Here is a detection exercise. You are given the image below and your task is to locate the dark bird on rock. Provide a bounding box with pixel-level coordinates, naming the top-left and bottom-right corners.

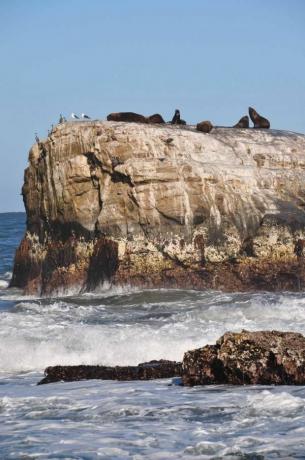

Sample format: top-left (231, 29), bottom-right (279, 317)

top-left (35, 133), bottom-right (40, 143)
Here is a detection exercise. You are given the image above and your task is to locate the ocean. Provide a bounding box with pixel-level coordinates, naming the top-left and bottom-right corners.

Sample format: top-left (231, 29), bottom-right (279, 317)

top-left (1, 212), bottom-right (305, 459)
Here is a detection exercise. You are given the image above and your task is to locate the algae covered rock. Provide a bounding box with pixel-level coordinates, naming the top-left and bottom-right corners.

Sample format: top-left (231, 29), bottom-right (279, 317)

top-left (38, 360), bottom-right (182, 385)
top-left (182, 330), bottom-right (305, 385)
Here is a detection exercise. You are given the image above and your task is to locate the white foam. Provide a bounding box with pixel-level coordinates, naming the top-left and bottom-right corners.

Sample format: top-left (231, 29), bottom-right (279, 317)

top-left (0, 282), bottom-right (141, 302)
top-left (246, 390), bottom-right (305, 417)
top-left (0, 280), bottom-right (9, 289)
top-left (1, 289), bottom-right (305, 458)
top-left (0, 319), bottom-right (200, 373)
top-left (0, 290), bottom-right (39, 301)
top-left (41, 284), bottom-right (83, 298)
top-left (184, 441), bottom-right (226, 455)
top-left (82, 283), bottom-right (142, 298)
top-left (1, 291), bottom-right (305, 374)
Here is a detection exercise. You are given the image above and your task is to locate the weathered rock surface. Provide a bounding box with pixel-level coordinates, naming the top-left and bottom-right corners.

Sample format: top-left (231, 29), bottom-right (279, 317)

top-left (183, 330), bottom-right (305, 385)
top-left (11, 120), bottom-right (305, 295)
top-left (38, 360), bottom-right (182, 385)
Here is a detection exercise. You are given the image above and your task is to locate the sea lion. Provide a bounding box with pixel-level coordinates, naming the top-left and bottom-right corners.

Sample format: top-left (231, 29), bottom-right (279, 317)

top-left (248, 107), bottom-right (270, 129)
top-left (147, 113), bottom-right (165, 124)
top-left (171, 109), bottom-right (186, 125)
top-left (171, 109), bottom-right (180, 124)
top-left (107, 112), bottom-right (148, 123)
top-left (196, 120), bottom-right (213, 133)
top-left (233, 115), bottom-right (249, 128)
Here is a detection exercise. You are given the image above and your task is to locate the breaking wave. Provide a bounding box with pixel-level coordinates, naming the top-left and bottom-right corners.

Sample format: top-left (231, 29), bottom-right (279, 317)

top-left (1, 290), bottom-right (305, 374)
top-left (2, 213), bottom-right (305, 458)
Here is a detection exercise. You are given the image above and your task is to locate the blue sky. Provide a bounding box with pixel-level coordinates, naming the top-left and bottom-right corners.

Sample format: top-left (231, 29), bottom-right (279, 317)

top-left (0, 0), bottom-right (304, 211)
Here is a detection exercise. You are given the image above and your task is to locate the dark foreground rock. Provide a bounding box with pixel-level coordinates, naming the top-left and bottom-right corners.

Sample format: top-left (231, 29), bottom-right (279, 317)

top-left (38, 360), bottom-right (182, 385)
top-left (183, 330), bottom-right (305, 385)
top-left (38, 331), bottom-right (305, 386)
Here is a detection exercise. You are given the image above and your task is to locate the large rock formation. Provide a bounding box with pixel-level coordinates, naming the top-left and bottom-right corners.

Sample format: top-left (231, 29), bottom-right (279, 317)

top-left (183, 330), bottom-right (305, 385)
top-left (11, 120), bottom-right (305, 295)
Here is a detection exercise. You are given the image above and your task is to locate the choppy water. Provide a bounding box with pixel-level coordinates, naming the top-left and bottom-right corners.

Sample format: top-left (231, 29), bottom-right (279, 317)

top-left (1, 213), bottom-right (305, 458)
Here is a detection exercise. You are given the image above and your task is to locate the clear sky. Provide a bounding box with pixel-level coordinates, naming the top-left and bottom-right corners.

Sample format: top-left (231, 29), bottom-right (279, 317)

top-left (0, 0), bottom-right (304, 212)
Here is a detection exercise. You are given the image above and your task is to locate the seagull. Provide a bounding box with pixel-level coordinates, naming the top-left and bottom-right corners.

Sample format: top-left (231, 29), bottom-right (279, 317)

top-left (81, 113), bottom-right (91, 119)
top-left (71, 113), bottom-right (80, 119)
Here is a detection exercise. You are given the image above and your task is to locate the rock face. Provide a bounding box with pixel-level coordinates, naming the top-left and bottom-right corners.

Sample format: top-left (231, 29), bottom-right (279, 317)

top-left (38, 360), bottom-right (182, 385)
top-left (11, 120), bottom-right (305, 295)
top-left (182, 330), bottom-right (305, 385)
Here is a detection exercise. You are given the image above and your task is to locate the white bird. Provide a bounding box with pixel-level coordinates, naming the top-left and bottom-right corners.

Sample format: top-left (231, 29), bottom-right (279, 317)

top-left (71, 113), bottom-right (80, 119)
top-left (81, 113), bottom-right (91, 119)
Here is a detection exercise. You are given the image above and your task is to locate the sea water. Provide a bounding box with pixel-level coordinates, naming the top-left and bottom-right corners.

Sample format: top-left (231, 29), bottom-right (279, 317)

top-left (1, 213), bottom-right (305, 459)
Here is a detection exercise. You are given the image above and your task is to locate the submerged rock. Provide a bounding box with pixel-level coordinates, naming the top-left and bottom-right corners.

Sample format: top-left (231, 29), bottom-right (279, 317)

top-left (11, 120), bottom-right (305, 295)
top-left (183, 330), bottom-right (305, 385)
top-left (38, 360), bottom-right (182, 385)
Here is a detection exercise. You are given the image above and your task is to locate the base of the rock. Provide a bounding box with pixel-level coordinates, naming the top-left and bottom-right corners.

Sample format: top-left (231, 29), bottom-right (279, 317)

top-left (10, 230), bottom-right (305, 295)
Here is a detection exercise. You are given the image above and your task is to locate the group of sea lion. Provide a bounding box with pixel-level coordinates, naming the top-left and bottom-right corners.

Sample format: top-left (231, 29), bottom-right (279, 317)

top-left (196, 107), bottom-right (271, 133)
top-left (196, 107), bottom-right (270, 133)
top-left (232, 107), bottom-right (270, 129)
top-left (106, 107), bottom-right (271, 133)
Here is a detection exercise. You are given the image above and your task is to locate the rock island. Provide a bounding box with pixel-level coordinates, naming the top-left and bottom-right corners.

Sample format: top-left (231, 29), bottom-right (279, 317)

top-left (11, 121), bottom-right (305, 295)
